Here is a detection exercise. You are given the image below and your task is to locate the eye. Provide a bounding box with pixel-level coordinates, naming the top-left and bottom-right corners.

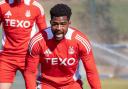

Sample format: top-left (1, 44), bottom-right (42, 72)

top-left (51, 22), bottom-right (58, 26)
top-left (51, 21), bottom-right (68, 26)
top-left (60, 22), bottom-right (67, 25)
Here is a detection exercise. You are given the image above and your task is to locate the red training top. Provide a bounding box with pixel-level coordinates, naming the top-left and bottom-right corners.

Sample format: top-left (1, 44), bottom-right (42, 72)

top-left (25, 27), bottom-right (101, 89)
top-left (0, 0), bottom-right (47, 57)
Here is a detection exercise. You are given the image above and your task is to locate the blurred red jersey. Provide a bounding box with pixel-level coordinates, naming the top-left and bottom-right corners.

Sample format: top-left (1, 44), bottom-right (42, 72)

top-left (0, 0), bottom-right (47, 57)
top-left (25, 27), bottom-right (101, 89)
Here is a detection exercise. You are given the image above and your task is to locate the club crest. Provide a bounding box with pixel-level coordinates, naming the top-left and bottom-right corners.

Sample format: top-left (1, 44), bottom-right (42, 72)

top-left (25, 10), bottom-right (31, 17)
top-left (68, 46), bottom-right (75, 55)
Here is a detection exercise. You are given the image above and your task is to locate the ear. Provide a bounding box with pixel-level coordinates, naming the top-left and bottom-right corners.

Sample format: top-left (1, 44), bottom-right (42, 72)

top-left (69, 20), bottom-right (71, 24)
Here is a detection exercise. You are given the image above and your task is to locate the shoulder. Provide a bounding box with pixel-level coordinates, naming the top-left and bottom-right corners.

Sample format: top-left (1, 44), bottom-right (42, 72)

top-left (29, 32), bottom-right (44, 48)
top-left (31, 0), bottom-right (45, 15)
top-left (0, 1), bottom-right (8, 14)
top-left (71, 27), bottom-right (88, 39)
top-left (30, 32), bottom-right (44, 44)
top-left (42, 27), bottom-right (54, 40)
top-left (67, 27), bottom-right (88, 40)
top-left (70, 27), bottom-right (92, 54)
top-left (0, 0), bottom-right (6, 6)
top-left (29, 32), bottom-right (44, 53)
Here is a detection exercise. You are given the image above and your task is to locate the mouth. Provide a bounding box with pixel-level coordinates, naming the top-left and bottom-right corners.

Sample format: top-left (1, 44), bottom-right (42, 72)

top-left (54, 33), bottom-right (64, 41)
top-left (55, 34), bottom-right (63, 38)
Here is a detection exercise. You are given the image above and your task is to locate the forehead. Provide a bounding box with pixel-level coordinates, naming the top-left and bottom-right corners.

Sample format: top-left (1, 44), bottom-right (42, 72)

top-left (51, 16), bottom-right (68, 22)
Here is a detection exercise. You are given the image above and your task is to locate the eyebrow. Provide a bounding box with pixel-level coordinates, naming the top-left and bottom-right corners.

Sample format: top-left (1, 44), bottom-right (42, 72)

top-left (51, 21), bottom-right (68, 25)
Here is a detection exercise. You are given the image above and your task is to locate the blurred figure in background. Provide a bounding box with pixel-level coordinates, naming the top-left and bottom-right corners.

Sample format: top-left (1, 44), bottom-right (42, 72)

top-left (0, 0), bottom-right (47, 89)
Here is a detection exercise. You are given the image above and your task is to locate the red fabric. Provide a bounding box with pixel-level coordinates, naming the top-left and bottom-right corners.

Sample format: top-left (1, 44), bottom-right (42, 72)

top-left (25, 27), bottom-right (101, 89)
top-left (0, 0), bottom-right (47, 83)
top-left (41, 80), bottom-right (83, 89)
top-left (0, 0), bottom-right (47, 57)
top-left (0, 56), bottom-right (25, 82)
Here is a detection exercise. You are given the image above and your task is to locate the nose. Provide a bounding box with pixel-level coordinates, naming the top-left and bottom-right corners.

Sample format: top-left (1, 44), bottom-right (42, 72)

top-left (56, 24), bottom-right (62, 30)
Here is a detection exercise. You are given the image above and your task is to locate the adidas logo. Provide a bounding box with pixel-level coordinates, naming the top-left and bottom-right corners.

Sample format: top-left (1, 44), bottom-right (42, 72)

top-left (5, 11), bottom-right (12, 18)
top-left (44, 49), bottom-right (52, 56)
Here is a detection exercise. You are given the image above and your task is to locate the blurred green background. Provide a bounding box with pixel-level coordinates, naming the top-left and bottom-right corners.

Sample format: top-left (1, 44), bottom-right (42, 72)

top-left (0, 0), bottom-right (128, 89)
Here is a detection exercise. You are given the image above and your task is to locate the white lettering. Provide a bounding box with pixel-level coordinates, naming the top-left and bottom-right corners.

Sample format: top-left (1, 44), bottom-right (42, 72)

top-left (17, 20), bottom-right (23, 27)
top-left (10, 19), bottom-right (16, 27)
top-left (5, 19), bottom-right (31, 28)
top-left (67, 58), bottom-right (75, 65)
top-left (23, 21), bottom-right (30, 28)
top-left (45, 57), bottom-right (76, 66)
top-left (52, 58), bottom-right (58, 65)
top-left (5, 19), bottom-right (10, 26)
top-left (59, 58), bottom-right (67, 66)
top-left (45, 58), bottom-right (51, 63)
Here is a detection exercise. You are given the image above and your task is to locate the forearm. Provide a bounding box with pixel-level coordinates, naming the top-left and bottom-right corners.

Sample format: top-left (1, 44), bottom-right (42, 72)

top-left (24, 70), bottom-right (37, 89)
top-left (86, 71), bottom-right (101, 89)
top-left (82, 53), bottom-right (101, 89)
top-left (24, 56), bottom-right (39, 89)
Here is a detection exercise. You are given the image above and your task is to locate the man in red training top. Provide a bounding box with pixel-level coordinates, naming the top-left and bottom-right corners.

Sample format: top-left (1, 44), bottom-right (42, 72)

top-left (25, 3), bottom-right (101, 89)
top-left (0, 0), bottom-right (47, 89)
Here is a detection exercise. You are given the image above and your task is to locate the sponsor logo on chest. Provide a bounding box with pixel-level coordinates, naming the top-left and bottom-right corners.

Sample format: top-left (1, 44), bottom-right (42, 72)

top-left (5, 19), bottom-right (31, 28)
top-left (44, 46), bottom-right (76, 66)
top-left (45, 57), bottom-right (76, 66)
top-left (4, 10), bottom-right (31, 28)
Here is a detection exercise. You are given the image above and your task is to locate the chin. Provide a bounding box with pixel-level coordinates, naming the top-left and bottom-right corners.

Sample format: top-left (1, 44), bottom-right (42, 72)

top-left (55, 37), bottom-right (64, 41)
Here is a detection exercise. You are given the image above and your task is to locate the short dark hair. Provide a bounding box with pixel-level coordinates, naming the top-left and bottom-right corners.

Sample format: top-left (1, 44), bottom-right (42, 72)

top-left (50, 4), bottom-right (72, 20)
